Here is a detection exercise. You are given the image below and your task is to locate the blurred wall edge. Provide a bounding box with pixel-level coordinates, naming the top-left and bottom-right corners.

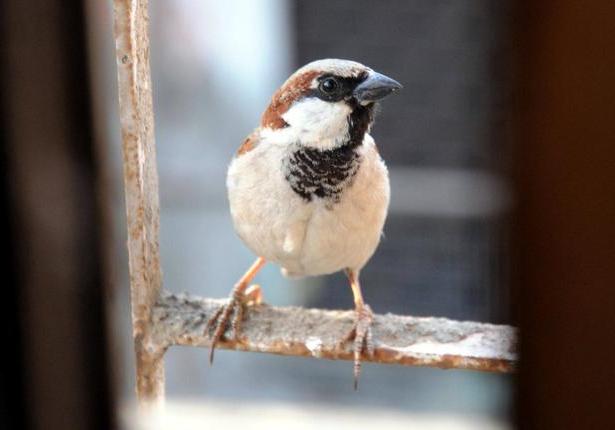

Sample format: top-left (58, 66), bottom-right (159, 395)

top-left (514, 1), bottom-right (615, 429)
top-left (1, 0), bottom-right (115, 429)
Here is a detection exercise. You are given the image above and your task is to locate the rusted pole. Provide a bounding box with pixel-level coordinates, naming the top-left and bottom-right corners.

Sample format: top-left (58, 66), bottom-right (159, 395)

top-left (153, 292), bottom-right (517, 373)
top-left (112, 0), bottom-right (165, 406)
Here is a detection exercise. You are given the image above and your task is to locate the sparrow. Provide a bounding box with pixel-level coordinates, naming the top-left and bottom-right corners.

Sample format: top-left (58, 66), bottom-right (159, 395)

top-left (207, 59), bottom-right (402, 388)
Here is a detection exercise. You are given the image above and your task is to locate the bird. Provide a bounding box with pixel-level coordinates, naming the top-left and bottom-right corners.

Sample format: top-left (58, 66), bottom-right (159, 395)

top-left (207, 59), bottom-right (401, 388)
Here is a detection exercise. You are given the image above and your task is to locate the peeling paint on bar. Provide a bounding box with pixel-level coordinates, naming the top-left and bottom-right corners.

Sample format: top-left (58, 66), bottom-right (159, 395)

top-left (153, 292), bottom-right (517, 373)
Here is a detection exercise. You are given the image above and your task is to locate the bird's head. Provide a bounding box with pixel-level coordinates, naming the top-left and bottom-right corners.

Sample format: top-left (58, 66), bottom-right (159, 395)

top-left (260, 59), bottom-right (402, 150)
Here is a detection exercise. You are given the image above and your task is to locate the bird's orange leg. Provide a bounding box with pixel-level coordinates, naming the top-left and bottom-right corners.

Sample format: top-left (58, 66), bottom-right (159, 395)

top-left (341, 268), bottom-right (374, 390)
top-left (206, 257), bottom-right (266, 363)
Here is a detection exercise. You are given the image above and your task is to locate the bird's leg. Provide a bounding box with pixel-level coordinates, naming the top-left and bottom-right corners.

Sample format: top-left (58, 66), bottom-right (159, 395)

top-left (341, 269), bottom-right (374, 390)
top-left (206, 257), bottom-right (266, 364)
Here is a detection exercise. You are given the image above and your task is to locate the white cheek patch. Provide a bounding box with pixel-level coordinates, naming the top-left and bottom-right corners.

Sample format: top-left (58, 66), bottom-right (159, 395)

top-left (281, 98), bottom-right (351, 150)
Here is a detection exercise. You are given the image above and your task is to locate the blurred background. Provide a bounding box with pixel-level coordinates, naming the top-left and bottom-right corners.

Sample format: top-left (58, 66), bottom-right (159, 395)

top-left (90, 0), bottom-right (515, 427)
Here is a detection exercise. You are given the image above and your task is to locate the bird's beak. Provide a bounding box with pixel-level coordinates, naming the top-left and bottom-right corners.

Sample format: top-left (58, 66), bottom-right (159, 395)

top-left (353, 71), bottom-right (402, 104)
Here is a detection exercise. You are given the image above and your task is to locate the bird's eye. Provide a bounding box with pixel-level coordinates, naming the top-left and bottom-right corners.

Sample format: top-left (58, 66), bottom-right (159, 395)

top-left (319, 77), bottom-right (339, 94)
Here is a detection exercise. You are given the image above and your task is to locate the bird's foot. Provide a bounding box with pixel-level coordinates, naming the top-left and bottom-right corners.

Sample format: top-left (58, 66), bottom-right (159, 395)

top-left (206, 284), bottom-right (262, 364)
top-left (340, 304), bottom-right (374, 390)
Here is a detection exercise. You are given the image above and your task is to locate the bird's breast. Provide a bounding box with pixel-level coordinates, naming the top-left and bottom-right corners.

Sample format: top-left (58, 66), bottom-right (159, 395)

top-left (227, 134), bottom-right (389, 276)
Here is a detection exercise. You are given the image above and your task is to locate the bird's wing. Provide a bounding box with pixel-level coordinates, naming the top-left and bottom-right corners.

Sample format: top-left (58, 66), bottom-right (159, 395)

top-left (235, 129), bottom-right (261, 157)
top-left (282, 220), bottom-right (308, 256)
top-left (280, 217), bottom-right (312, 278)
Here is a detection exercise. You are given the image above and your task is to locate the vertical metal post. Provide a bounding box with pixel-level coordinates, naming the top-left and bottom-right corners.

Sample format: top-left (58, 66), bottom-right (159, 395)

top-left (112, 0), bottom-right (165, 406)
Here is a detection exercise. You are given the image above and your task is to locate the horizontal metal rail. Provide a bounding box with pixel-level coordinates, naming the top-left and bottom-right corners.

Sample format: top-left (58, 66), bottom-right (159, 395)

top-left (153, 291), bottom-right (516, 373)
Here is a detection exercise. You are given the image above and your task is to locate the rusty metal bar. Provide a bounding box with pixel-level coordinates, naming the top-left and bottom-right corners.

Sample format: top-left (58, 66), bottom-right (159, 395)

top-left (112, 0), bottom-right (165, 406)
top-left (153, 292), bottom-right (517, 373)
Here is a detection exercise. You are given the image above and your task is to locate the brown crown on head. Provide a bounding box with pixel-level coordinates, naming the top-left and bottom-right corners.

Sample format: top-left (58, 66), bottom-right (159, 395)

top-left (261, 70), bottom-right (320, 130)
top-left (260, 59), bottom-right (370, 130)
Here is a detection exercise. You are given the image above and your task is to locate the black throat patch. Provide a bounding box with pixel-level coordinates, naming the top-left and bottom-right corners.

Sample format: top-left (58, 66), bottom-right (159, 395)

top-left (283, 103), bottom-right (373, 203)
top-left (283, 144), bottom-right (361, 203)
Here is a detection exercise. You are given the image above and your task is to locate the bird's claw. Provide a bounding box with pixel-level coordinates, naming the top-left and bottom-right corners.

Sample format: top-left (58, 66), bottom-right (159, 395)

top-left (206, 284), bottom-right (262, 364)
top-left (340, 304), bottom-right (374, 390)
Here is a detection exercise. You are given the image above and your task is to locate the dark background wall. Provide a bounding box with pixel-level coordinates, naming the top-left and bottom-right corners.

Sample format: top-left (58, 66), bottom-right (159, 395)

top-left (295, 0), bottom-right (513, 169)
